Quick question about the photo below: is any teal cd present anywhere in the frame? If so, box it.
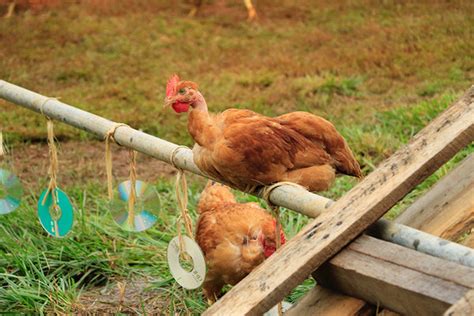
[38,188,74,237]
[110,180,159,232]
[0,168,23,215]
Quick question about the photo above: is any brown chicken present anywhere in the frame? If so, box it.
[165,75,362,192]
[195,181,285,301]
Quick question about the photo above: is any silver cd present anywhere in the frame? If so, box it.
[110,180,159,232]
[0,168,23,215]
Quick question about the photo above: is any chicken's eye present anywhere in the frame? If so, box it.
[178,88,186,94]
[250,235,258,241]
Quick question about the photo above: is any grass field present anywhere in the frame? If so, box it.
[0,1,473,314]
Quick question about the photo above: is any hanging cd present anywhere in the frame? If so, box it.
[38,188,74,237]
[110,180,159,232]
[0,168,23,215]
[167,235,206,289]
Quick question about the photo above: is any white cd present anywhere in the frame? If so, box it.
[167,235,206,290]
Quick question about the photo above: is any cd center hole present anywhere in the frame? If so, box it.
[50,204,62,220]
[179,252,194,272]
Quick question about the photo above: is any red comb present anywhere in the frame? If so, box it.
[166,74,180,97]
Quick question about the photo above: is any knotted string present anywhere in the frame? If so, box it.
[170,146,194,258]
[38,97,59,119]
[42,120,60,237]
[261,181,304,316]
[127,149,137,229]
[104,123,129,200]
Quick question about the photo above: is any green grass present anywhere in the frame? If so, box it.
[0,1,473,314]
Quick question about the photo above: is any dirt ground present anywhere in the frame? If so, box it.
[72,276,167,314]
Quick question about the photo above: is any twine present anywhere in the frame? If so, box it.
[127,149,137,229]
[104,123,129,200]
[42,119,61,237]
[0,130,5,159]
[261,181,303,316]
[170,146,194,258]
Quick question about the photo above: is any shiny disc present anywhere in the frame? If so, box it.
[167,235,206,289]
[38,188,74,237]
[0,168,23,215]
[110,180,159,232]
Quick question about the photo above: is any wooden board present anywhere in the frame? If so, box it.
[396,154,474,240]
[204,86,474,315]
[285,286,373,316]
[444,290,474,316]
[314,236,474,316]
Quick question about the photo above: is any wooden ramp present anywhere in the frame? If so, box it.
[204,87,474,315]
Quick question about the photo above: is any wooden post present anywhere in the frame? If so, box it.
[204,87,474,315]
[285,286,373,316]
[314,236,474,316]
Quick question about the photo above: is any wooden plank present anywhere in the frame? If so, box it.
[285,286,373,316]
[396,154,474,240]
[314,236,474,316]
[444,290,474,316]
[204,88,474,315]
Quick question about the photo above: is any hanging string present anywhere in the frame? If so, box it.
[42,119,60,237]
[104,123,129,200]
[261,181,304,316]
[170,146,194,258]
[0,130,5,160]
[127,149,137,229]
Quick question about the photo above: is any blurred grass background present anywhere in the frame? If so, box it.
[0,0,473,313]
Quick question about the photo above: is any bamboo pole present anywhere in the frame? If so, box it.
[0,79,472,268]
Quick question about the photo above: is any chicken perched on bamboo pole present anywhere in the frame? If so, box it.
[164,75,362,193]
[196,181,285,301]
[189,0,257,20]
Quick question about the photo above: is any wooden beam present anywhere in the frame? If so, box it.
[314,236,474,316]
[285,286,373,316]
[204,88,474,315]
[396,154,474,240]
[444,290,474,316]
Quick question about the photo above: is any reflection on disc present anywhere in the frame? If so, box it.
[110,180,159,232]
[0,168,23,215]
[38,188,74,237]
